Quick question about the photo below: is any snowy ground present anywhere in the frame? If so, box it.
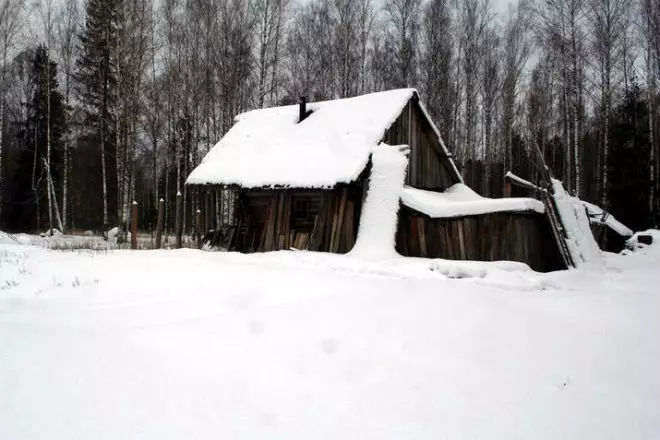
[1,232,659,439]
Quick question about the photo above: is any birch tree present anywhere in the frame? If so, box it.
[481,25,500,163]
[420,0,455,146]
[383,0,422,88]
[356,0,376,94]
[457,0,491,161]
[56,0,79,233]
[587,0,626,209]
[253,0,289,107]
[537,0,587,194]
[333,0,359,97]
[502,0,531,171]
[641,0,660,223]
[37,0,61,234]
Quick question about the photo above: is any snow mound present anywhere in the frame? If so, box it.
[40,229,62,237]
[551,179,602,266]
[401,184,545,218]
[186,89,456,188]
[625,229,659,253]
[349,144,409,259]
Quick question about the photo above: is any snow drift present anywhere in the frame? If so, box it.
[1,234,659,439]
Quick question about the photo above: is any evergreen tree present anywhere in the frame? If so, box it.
[75,0,119,229]
[608,80,653,231]
[7,45,64,232]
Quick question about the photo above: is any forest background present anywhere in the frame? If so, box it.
[0,0,658,236]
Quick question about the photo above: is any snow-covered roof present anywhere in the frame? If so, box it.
[186,89,458,188]
[400,184,545,218]
[581,201,633,237]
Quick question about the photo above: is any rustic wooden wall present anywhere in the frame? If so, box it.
[382,99,460,191]
[396,206,566,272]
[231,185,362,253]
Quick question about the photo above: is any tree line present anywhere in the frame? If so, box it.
[0,0,658,236]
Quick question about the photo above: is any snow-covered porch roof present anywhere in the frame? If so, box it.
[186,89,458,189]
[400,184,546,218]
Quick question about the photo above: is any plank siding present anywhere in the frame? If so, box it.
[231,186,362,253]
[382,99,459,190]
[396,206,566,272]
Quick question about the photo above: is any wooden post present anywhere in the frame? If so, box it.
[504,180,512,198]
[195,209,202,249]
[130,201,138,250]
[175,191,183,249]
[155,198,164,249]
[205,190,211,233]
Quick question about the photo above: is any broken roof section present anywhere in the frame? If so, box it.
[581,201,633,238]
[186,89,460,188]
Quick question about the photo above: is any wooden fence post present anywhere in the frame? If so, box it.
[196,209,202,249]
[175,192,183,249]
[156,198,164,249]
[131,201,138,250]
[205,190,212,233]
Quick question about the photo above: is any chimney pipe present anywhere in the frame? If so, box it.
[299,96,308,122]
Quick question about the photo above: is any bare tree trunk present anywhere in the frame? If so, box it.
[0,0,24,224]
[650,46,656,218]
[42,157,63,232]
[0,41,4,224]
[0,78,3,223]
[32,112,40,231]
[101,120,108,227]
[570,5,581,196]
[63,135,68,231]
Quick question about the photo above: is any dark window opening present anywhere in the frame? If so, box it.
[291,194,323,232]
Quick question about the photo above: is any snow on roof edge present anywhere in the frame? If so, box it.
[400,184,545,219]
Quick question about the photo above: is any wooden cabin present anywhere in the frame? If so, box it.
[187,89,568,272]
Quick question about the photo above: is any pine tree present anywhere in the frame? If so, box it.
[75,0,119,229]
[608,80,652,231]
[8,45,65,232]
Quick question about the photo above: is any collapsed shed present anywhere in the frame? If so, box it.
[187,89,568,272]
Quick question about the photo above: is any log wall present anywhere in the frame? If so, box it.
[231,185,362,253]
[396,206,565,272]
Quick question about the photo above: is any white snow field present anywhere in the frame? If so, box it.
[1,232,660,439]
